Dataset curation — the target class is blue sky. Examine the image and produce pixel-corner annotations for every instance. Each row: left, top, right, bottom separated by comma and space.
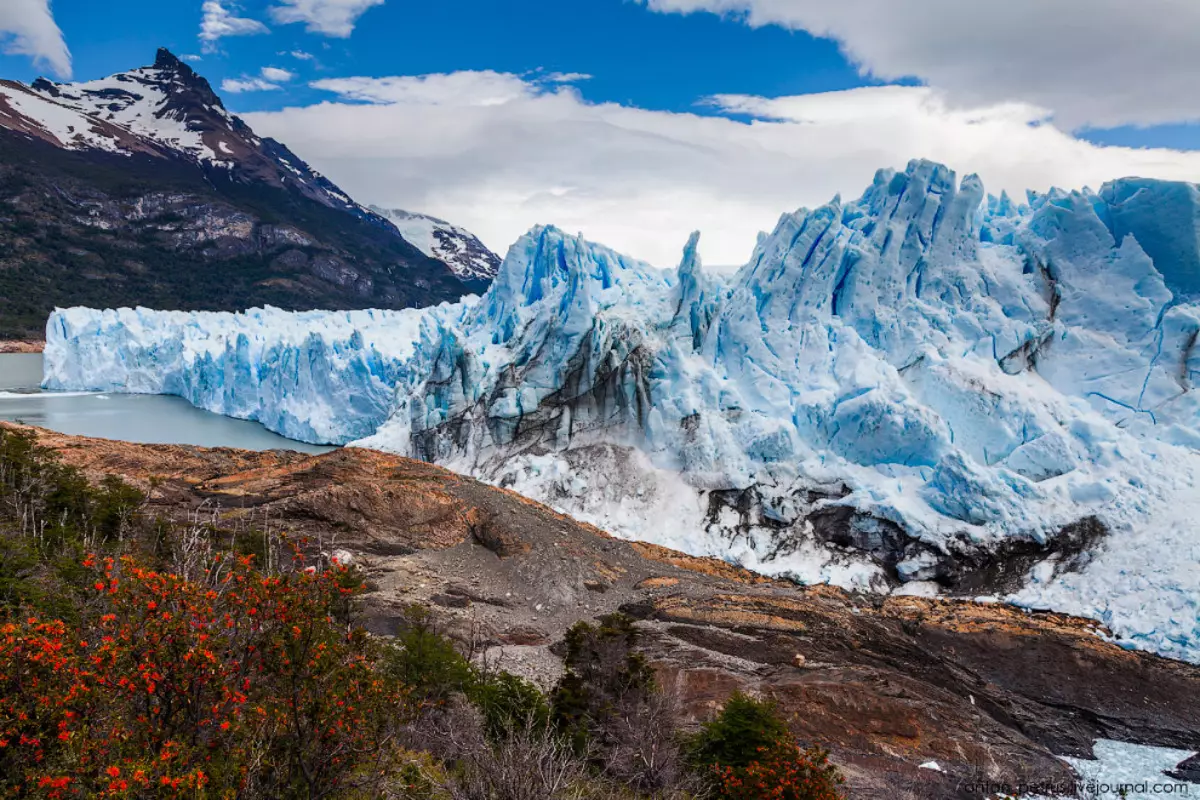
1, 0, 1198, 264
0, 0, 894, 115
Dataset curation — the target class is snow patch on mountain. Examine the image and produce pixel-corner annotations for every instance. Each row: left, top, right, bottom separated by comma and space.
36, 73, 219, 162
44, 160, 1200, 664
0, 81, 133, 154
10, 50, 378, 220
372, 208, 500, 281
29, 53, 232, 164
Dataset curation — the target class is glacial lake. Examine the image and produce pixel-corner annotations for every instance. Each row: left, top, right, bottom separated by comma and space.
0, 353, 334, 453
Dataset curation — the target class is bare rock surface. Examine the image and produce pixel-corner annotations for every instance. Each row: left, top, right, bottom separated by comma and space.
0, 340, 43, 353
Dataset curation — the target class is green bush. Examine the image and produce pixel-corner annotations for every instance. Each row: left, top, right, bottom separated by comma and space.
385, 605, 553, 741
689, 692, 793, 770
689, 692, 845, 800
471, 669, 551, 739
551, 612, 657, 748
386, 605, 477, 703
0, 427, 145, 551
0, 538, 42, 611
0, 428, 144, 617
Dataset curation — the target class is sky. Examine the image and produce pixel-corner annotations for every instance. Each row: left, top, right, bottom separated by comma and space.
1, 0, 1199, 266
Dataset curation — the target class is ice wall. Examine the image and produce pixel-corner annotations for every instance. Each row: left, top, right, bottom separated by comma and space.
44, 160, 1200, 663
44, 304, 472, 443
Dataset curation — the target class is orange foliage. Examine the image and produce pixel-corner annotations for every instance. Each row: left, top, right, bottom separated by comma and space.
712, 744, 845, 800
0, 552, 408, 798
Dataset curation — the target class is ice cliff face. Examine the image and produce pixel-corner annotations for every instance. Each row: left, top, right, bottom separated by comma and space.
45, 160, 1200, 663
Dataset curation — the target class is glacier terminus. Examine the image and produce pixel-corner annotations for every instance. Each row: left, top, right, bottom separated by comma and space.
44, 160, 1200, 665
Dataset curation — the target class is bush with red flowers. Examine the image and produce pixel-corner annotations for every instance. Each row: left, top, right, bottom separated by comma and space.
709, 743, 845, 800
0, 551, 409, 798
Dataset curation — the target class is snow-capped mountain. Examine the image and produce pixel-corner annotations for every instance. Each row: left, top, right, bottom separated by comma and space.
43, 160, 1200, 664
14, 49, 361, 216
371, 207, 501, 284
0, 49, 484, 338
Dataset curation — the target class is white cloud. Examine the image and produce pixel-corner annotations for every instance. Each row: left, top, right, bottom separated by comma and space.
639, 0, 1200, 130
311, 71, 544, 107
222, 77, 281, 93
0, 0, 71, 78
287, 50, 315, 61
199, 0, 269, 53
544, 72, 593, 84
244, 71, 1200, 268
269, 0, 385, 37
261, 66, 295, 82
182, 54, 203, 62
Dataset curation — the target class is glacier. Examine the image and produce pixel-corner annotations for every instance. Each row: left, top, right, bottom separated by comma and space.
44, 160, 1200, 664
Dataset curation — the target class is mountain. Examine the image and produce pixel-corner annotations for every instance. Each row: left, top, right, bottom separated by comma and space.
371, 207, 501, 285
42, 160, 1200, 666
15, 420, 1200, 798
0, 49, 480, 339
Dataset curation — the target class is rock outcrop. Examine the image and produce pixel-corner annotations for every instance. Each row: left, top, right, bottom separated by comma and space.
0, 340, 43, 354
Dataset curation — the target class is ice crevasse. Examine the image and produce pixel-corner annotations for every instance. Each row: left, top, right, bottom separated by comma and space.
45, 160, 1200, 663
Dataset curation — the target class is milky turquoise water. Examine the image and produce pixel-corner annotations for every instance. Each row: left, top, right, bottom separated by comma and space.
0, 354, 333, 453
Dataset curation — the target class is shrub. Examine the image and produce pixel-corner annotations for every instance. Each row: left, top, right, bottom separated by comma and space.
0, 427, 145, 551
551, 613, 657, 749
690, 693, 844, 800
550, 614, 700, 795
386, 605, 476, 704
439, 709, 589, 800
0, 552, 412, 798
470, 670, 551, 740
0, 428, 146, 622
386, 606, 552, 742
709, 745, 844, 800
689, 692, 792, 770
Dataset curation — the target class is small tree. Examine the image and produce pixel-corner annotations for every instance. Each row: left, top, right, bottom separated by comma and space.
386, 607, 551, 744
551, 613, 657, 749
387, 605, 476, 704
471, 670, 551, 740
550, 613, 700, 795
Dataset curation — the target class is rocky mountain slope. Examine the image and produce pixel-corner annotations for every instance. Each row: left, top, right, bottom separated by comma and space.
0, 49, 480, 339
10, 420, 1197, 799
372, 206, 501, 284
43, 160, 1200, 666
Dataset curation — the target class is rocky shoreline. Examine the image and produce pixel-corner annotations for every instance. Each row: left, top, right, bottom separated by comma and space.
6, 420, 1199, 799
0, 340, 44, 354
